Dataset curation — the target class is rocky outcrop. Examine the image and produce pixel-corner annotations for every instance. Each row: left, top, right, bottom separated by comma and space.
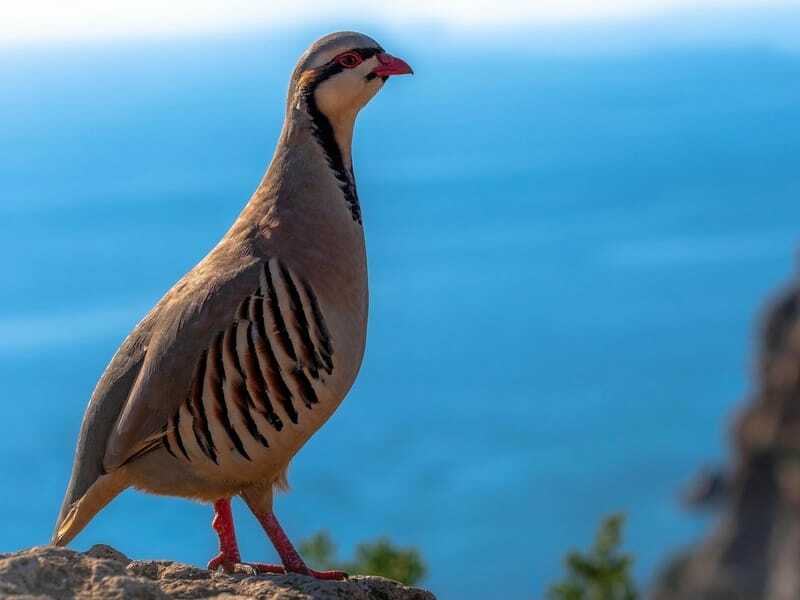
652, 266, 800, 600
0, 544, 436, 600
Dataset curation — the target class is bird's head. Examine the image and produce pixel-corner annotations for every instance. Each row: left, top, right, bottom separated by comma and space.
289, 31, 413, 124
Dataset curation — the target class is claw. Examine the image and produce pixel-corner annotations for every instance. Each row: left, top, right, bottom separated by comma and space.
208, 558, 347, 580
233, 563, 258, 576
245, 563, 287, 575
207, 558, 288, 576
207, 552, 234, 572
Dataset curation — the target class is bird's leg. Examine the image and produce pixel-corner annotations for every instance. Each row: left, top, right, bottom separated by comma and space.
253, 510, 348, 580
207, 499, 285, 575
238, 483, 344, 579
207, 498, 242, 571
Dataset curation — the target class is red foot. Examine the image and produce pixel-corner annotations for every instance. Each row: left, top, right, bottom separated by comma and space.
252, 510, 348, 580
207, 560, 345, 580
207, 552, 233, 572
207, 499, 242, 572
299, 568, 348, 580
207, 558, 286, 575
208, 499, 348, 580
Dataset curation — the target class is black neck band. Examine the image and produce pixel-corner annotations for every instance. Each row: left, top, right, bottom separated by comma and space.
302, 65, 362, 225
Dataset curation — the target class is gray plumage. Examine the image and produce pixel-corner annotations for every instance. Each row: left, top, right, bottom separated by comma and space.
53, 31, 408, 545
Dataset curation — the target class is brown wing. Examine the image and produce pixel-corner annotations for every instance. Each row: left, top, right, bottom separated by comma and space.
103, 256, 335, 470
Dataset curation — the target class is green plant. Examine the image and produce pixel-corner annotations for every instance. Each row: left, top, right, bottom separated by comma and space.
547, 514, 638, 600
299, 531, 427, 586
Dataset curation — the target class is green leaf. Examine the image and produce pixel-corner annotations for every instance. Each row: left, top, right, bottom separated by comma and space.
298, 531, 427, 586
546, 514, 639, 600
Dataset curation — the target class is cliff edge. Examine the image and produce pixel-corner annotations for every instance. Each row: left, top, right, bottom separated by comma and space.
0, 544, 436, 600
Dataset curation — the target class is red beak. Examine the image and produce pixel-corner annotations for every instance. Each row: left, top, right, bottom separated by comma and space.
372, 52, 414, 77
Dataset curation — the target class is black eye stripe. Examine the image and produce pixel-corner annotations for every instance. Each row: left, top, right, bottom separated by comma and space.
356, 47, 381, 60
330, 47, 381, 66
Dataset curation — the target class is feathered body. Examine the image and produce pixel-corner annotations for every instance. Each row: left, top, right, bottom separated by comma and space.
53, 32, 411, 553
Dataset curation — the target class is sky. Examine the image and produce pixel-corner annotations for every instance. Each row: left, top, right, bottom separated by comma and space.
2, 0, 800, 47
3, 0, 800, 597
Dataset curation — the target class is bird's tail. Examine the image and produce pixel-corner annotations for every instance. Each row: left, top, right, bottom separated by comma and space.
52, 469, 127, 546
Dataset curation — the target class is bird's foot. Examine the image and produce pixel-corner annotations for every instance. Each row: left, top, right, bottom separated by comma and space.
246, 564, 348, 580
280, 555, 347, 579
300, 568, 348, 580
207, 556, 346, 579
286, 564, 348, 580
207, 555, 286, 576
284, 565, 348, 579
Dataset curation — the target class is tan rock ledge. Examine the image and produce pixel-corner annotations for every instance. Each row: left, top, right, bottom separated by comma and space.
0, 544, 437, 600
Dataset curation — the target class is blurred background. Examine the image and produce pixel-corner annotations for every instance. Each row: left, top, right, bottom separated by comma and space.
2, 1, 800, 598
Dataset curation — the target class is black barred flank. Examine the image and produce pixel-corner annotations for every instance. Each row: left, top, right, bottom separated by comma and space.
225, 327, 254, 409
189, 355, 218, 464
245, 321, 284, 431
225, 327, 271, 448
264, 263, 297, 361
172, 411, 191, 461
185, 397, 208, 461
280, 265, 322, 378
161, 424, 177, 459
291, 366, 319, 408
232, 379, 270, 448
236, 297, 250, 321
167, 259, 345, 469
302, 281, 334, 373
211, 333, 251, 461
252, 296, 299, 424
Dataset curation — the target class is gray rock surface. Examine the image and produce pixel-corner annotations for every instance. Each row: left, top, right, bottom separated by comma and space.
0, 544, 436, 600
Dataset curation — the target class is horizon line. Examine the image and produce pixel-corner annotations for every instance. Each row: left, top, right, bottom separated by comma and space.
2, 1, 800, 51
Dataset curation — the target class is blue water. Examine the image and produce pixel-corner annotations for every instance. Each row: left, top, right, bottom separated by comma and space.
2, 28, 800, 599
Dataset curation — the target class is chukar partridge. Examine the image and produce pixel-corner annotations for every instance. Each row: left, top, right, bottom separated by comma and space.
52, 31, 412, 579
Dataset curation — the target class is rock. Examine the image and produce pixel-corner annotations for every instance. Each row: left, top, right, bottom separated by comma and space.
651, 264, 800, 600
681, 465, 731, 509
0, 544, 437, 600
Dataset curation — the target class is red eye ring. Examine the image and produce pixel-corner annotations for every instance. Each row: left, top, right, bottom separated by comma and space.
336, 52, 363, 69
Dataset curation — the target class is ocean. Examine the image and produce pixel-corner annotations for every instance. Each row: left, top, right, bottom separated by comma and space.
1, 28, 799, 599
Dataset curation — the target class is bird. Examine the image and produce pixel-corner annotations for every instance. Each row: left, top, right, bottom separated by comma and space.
52, 31, 413, 579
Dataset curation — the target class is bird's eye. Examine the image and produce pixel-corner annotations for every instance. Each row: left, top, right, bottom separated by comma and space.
336, 52, 363, 68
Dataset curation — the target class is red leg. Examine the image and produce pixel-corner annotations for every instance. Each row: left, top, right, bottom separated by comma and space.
253, 510, 347, 580
207, 499, 285, 575
207, 499, 242, 571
